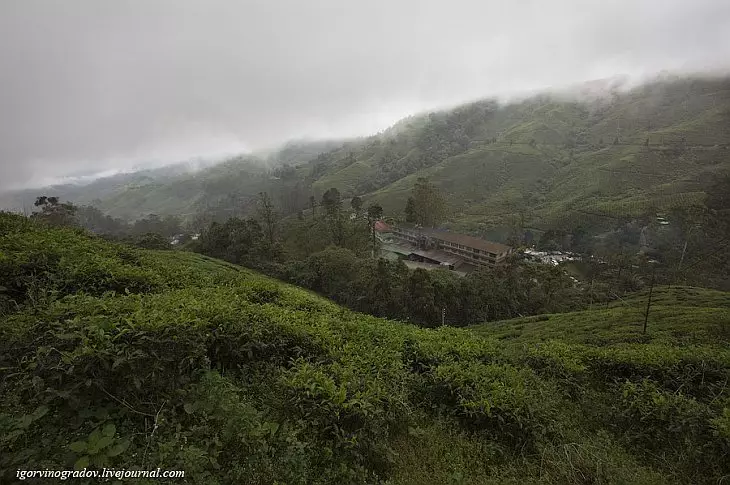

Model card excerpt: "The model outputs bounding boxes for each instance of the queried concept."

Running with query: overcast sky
[1,0,729,189]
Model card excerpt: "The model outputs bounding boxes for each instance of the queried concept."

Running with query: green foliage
[409,177,447,227]
[1,214,729,484]
[128,232,170,250]
[197,217,271,267]
[0,213,162,309]
[31,196,78,227]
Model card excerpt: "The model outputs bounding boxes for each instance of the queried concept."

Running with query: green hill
[311,76,730,233]
[1,212,729,484]
[2,76,728,237]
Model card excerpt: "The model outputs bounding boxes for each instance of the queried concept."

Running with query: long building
[389,225,513,268]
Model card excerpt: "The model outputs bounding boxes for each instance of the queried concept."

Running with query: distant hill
[2,75,729,233]
[0,143,342,221]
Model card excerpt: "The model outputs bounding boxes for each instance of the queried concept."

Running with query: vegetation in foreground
[1,212,729,484]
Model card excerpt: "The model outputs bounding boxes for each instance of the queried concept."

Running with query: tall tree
[309,195,317,219]
[257,191,278,249]
[404,197,417,223]
[350,196,363,218]
[321,188,344,245]
[405,269,438,326]
[367,204,383,257]
[321,188,342,215]
[412,178,446,227]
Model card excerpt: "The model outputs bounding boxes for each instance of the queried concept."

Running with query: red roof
[374,221,392,232]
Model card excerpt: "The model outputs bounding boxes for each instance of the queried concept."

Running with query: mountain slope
[2,75,728,234]
[310,76,730,233]
[1,213,729,484]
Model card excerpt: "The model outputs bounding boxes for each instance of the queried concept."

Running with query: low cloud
[1,0,729,189]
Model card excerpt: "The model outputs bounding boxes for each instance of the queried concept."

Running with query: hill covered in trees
[309,75,730,235]
[3,75,728,236]
[0,140,342,222]
[1,212,729,484]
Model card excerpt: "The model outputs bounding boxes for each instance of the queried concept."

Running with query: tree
[304,246,359,298]
[309,195,317,219]
[132,233,170,250]
[76,205,127,235]
[405,269,438,326]
[257,192,278,249]
[31,196,78,227]
[321,188,342,216]
[198,218,267,266]
[350,196,363,218]
[367,204,383,256]
[404,197,417,223]
[321,188,344,245]
[411,178,446,227]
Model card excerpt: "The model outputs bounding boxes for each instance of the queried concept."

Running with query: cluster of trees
[197,188,384,265]
[30,196,78,227]
[281,247,584,327]
[193,184,589,327]
[282,189,384,260]
[28,196,187,250]
[197,217,272,266]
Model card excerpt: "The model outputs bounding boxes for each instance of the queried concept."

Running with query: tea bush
[1,213,729,484]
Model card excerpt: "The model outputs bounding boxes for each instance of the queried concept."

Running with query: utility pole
[676,224,698,285]
[643,263,657,334]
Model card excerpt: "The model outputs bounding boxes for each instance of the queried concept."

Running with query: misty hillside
[311,75,730,232]
[0,140,348,221]
[2,76,729,233]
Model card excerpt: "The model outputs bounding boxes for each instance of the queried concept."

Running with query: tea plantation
[1,212,729,484]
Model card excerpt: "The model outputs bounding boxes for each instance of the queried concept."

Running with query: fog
[1,0,729,189]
